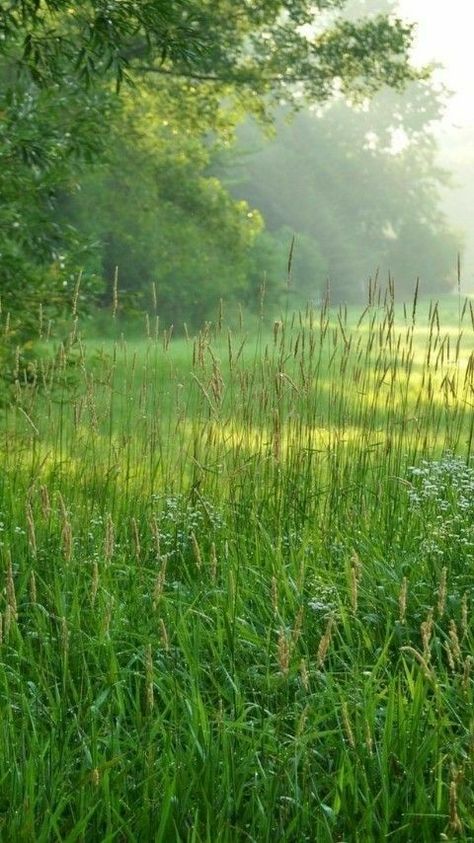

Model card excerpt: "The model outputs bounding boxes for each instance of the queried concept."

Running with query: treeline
[222,87,460,303]
[0,0,459,334]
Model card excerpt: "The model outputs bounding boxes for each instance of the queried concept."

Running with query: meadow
[0,287,473,841]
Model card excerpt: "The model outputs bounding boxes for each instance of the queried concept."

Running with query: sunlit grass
[0,291,473,841]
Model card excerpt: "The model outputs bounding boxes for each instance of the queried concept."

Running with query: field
[1,290,473,841]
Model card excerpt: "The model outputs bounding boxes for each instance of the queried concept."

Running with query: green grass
[0,291,473,841]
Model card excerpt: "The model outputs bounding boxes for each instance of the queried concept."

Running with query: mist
[437,131,474,293]
[207,0,471,306]
[399,0,474,292]
[212,82,461,306]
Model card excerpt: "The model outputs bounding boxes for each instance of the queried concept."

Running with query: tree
[2,1,419,101]
[0,0,422,328]
[220,77,460,302]
[65,87,265,327]
[0,60,114,333]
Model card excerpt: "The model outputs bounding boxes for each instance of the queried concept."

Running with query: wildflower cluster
[151,493,225,559]
[407,454,474,562]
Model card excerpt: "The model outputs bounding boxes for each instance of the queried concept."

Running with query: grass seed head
[449,620,462,666]
[292,605,304,644]
[25,502,37,557]
[399,576,408,624]
[317,616,335,669]
[364,718,373,756]
[145,644,154,712]
[278,628,290,676]
[299,658,309,691]
[461,592,468,637]
[341,701,355,749]
[297,704,309,737]
[131,517,141,562]
[462,656,472,693]
[449,769,463,835]
[191,531,202,569]
[58,494,73,562]
[437,567,448,618]
[210,360,224,405]
[90,561,99,606]
[112,267,119,318]
[29,570,37,604]
[401,646,434,682]
[3,605,12,640]
[351,551,362,579]
[150,516,161,558]
[349,551,362,614]
[446,642,456,672]
[6,552,18,620]
[421,609,434,660]
[210,542,217,582]
[104,514,115,563]
[159,618,169,652]
[271,576,279,616]
[350,565,358,614]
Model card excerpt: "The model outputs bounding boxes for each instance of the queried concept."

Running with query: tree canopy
[3,1,419,99]
[0,0,436,333]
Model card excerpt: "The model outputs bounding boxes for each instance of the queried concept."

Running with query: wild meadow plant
[0,287,473,841]
[407,454,474,560]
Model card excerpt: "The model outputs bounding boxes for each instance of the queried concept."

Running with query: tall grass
[0,288,473,841]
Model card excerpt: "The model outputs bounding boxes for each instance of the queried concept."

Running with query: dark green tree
[67,86,265,327]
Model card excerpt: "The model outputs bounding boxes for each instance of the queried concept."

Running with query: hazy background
[399,0,474,291]
[207,0,469,307]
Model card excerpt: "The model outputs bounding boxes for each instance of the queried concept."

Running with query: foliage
[247,226,330,307]
[0,0,422,328]
[0,61,114,337]
[2,0,419,99]
[66,87,265,327]
[223,81,460,301]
